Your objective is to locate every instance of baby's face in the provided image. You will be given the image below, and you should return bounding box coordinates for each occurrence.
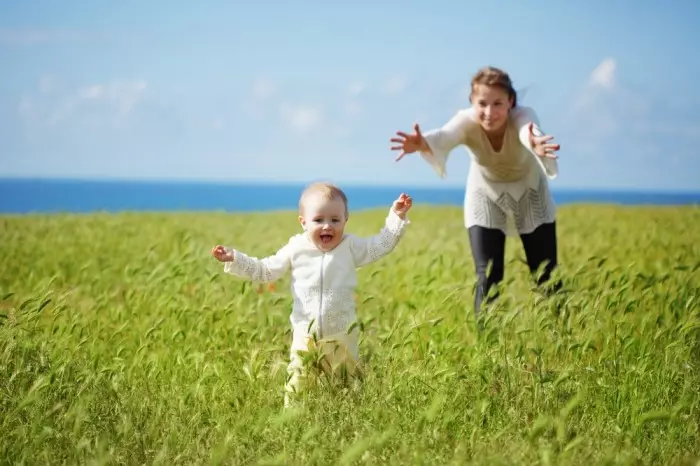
[299,195,348,252]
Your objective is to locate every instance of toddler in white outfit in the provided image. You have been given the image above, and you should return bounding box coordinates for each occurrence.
[211,182,412,406]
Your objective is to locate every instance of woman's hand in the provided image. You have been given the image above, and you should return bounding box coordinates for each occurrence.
[390,123,430,161]
[528,122,560,159]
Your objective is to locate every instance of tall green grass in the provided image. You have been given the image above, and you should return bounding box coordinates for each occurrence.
[1,204,699,465]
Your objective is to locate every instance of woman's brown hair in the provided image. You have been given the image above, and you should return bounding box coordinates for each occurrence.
[470,66,518,108]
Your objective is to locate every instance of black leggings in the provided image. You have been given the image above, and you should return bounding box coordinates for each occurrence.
[468,221,562,316]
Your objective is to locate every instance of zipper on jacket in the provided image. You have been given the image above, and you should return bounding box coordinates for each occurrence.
[317,252,325,339]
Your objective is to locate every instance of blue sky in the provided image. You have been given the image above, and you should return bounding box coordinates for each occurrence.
[1,0,699,191]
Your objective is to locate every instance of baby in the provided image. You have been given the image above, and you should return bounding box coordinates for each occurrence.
[211,182,412,405]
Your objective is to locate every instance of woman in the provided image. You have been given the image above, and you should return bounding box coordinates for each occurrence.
[390,65,563,319]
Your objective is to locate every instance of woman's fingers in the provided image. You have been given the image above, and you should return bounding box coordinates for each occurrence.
[534,135,554,145]
[391,127,424,161]
[526,122,560,158]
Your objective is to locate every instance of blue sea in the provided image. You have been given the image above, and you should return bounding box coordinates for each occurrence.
[1,178,699,214]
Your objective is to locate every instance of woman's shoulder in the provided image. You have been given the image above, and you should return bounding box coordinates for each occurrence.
[453,106,478,122]
[440,107,479,135]
[509,105,539,124]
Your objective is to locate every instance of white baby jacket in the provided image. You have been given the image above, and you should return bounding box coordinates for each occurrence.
[223,209,409,339]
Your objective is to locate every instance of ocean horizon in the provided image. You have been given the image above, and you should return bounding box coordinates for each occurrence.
[1,177,699,215]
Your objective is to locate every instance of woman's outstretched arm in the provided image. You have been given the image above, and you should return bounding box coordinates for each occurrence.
[512,106,559,179]
[391,109,476,179]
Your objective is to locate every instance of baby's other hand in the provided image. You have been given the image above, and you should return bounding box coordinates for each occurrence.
[211,245,234,262]
[392,193,413,219]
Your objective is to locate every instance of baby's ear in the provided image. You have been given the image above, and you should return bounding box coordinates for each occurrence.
[298,215,306,230]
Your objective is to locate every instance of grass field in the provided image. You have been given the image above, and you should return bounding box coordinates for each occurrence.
[1,204,699,465]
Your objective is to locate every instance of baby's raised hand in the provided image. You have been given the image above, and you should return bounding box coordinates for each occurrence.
[392,193,413,219]
[211,245,234,262]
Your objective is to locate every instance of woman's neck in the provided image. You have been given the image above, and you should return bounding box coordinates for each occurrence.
[483,124,508,152]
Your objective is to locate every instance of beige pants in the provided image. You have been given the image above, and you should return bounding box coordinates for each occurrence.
[284,327,362,404]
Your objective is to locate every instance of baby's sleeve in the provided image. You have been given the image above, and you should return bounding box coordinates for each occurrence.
[223,237,295,283]
[348,209,410,268]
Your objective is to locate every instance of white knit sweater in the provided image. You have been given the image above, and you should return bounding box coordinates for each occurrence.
[222,209,410,339]
[420,105,559,235]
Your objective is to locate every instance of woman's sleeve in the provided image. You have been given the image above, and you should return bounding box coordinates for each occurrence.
[513,106,559,179]
[419,109,475,179]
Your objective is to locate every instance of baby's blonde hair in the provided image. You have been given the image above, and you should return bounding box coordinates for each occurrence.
[298,181,349,217]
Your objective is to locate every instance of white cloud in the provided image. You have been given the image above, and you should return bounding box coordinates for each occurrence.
[252,78,276,99]
[280,104,322,132]
[17,78,148,128]
[571,58,617,110]
[242,78,365,134]
[588,58,616,89]
[347,81,367,97]
[382,76,407,95]
[79,84,105,100]
[71,80,147,120]
[336,80,369,120]
[564,58,623,153]
[108,80,147,115]
[239,78,278,122]
[563,57,700,159]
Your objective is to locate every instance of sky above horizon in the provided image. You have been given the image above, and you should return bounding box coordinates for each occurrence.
[2,1,699,191]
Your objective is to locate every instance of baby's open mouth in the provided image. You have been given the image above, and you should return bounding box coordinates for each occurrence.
[320,233,333,244]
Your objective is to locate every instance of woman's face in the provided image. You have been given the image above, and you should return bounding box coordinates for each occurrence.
[470,83,513,134]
